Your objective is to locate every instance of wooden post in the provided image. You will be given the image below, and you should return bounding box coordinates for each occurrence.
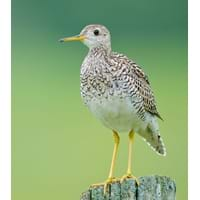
[80,175,176,200]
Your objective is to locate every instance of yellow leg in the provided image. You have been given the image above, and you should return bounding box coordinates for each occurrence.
[127,129,134,175]
[121,129,139,185]
[91,131,120,194]
[108,130,120,179]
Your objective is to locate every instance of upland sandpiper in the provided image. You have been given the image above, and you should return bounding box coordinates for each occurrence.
[59,24,166,193]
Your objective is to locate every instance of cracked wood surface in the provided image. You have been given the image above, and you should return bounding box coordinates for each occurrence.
[80,175,176,200]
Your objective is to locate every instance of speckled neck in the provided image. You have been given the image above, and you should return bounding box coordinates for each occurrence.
[88,45,111,58]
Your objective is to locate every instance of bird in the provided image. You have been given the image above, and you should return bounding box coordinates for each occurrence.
[59,24,166,193]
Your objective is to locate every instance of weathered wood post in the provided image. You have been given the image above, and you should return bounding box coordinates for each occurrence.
[80,175,176,200]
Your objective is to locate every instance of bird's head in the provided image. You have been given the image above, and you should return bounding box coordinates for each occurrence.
[59,24,111,50]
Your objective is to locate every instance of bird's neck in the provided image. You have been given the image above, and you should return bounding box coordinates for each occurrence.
[88,45,111,58]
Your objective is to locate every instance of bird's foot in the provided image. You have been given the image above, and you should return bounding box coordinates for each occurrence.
[120,173,140,185]
[90,177,119,195]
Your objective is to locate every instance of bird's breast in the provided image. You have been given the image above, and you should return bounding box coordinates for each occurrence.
[80,58,115,102]
[79,55,146,132]
[85,94,146,132]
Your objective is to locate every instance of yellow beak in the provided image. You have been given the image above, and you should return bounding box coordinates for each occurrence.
[59,35,86,43]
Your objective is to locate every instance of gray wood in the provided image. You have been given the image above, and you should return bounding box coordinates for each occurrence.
[80,175,176,200]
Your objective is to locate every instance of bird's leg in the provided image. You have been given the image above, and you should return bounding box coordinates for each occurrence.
[107,130,120,180]
[127,129,134,176]
[120,129,139,185]
[91,131,120,194]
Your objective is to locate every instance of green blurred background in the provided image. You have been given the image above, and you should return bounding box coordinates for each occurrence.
[12,0,187,199]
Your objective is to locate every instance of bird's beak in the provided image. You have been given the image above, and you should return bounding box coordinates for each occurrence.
[59,35,86,43]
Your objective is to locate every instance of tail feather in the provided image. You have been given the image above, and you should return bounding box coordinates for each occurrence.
[138,125,166,156]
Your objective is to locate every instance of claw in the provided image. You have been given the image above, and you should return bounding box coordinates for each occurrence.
[90,177,119,195]
[120,174,140,185]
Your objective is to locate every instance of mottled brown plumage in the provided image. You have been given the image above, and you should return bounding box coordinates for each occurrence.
[78,25,166,155]
[60,24,166,155]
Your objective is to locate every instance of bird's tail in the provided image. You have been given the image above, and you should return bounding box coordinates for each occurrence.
[138,124,166,156]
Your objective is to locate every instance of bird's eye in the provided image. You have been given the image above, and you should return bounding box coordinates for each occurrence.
[93,29,99,36]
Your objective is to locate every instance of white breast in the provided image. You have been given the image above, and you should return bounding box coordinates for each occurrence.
[87,95,148,133]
